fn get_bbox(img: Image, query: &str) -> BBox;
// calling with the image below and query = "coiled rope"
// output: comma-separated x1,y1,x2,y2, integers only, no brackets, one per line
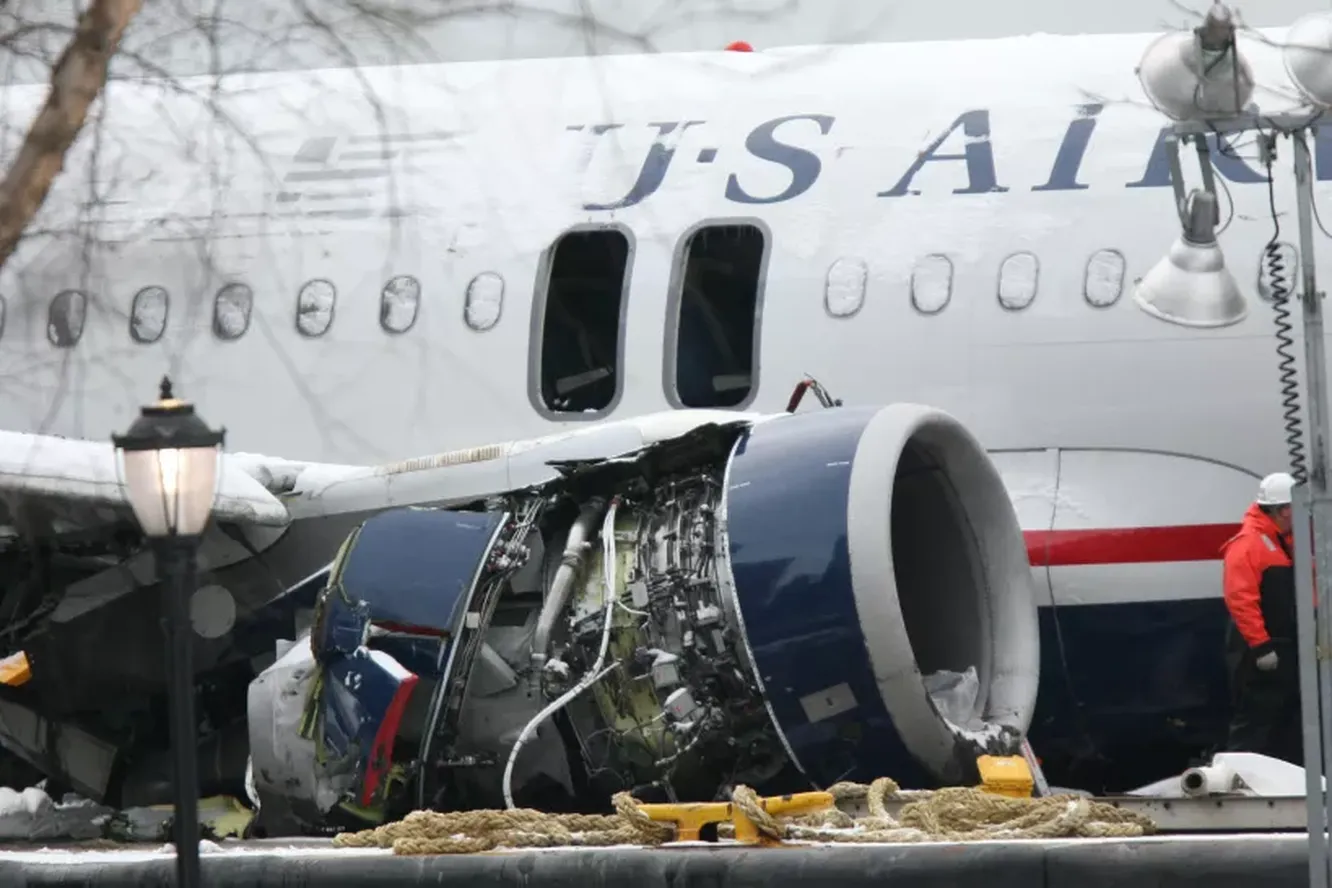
331,778,1155,855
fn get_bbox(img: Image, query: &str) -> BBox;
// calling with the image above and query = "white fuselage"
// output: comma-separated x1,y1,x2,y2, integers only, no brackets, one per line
0,29,1313,473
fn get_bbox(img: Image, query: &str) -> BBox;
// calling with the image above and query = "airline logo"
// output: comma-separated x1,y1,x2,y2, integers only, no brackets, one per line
276,132,457,218
568,106,1332,210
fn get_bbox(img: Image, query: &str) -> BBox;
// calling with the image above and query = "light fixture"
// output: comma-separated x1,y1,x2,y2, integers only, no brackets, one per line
113,376,225,539
1283,11,1332,109
1137,1,1254,121
1133,188,1248,328
111,376,225,888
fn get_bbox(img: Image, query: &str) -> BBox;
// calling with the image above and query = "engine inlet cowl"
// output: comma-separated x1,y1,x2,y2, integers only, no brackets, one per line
719,404,1040,787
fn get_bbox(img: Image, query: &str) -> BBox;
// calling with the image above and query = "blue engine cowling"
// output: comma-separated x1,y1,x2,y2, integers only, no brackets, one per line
720,404,1040,787
249,507,507,826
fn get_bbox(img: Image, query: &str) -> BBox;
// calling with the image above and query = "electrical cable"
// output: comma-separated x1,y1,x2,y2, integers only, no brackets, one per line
1261,137,1308,483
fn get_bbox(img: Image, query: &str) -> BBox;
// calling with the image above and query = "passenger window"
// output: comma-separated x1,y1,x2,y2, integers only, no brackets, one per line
910,254,953,315
537,228,630,414
380,275,420,334
49,290,88,347
672,222,765,409
825,257,867,318
997,252,1039,311
465,272,504,331
1084,249,1126,308
296,279,336,337
213,283,253,340
130,286,168,343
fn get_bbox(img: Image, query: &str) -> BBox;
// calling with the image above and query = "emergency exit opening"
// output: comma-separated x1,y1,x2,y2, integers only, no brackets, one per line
537,228,631,414
672,223,765,409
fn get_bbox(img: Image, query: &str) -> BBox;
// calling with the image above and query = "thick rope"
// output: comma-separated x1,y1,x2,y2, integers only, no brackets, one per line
331,778,1155,855
332,791,674,855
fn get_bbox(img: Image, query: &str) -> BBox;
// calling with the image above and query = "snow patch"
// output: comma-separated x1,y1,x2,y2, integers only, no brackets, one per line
923,666,1011,747
0,786,113,841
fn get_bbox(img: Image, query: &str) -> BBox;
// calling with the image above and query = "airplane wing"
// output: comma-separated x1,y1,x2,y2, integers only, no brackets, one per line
0,430,289,548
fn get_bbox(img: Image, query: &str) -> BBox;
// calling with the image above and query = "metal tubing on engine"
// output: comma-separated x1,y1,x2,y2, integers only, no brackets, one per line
505,498,621,809
529,497,607,680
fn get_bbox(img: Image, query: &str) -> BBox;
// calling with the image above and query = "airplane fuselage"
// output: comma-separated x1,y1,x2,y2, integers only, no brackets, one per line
0,28,1322,793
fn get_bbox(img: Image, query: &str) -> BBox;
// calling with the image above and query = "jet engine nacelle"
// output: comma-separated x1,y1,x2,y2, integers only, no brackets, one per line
247,404,1040,833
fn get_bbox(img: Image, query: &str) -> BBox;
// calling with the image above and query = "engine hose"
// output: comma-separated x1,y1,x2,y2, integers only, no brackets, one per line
1263,155,1309,484
501,496,622,810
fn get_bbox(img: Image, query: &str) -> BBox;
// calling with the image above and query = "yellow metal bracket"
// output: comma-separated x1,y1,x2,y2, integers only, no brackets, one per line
637,790,834,846
976,755,1035,799
0,651,30,687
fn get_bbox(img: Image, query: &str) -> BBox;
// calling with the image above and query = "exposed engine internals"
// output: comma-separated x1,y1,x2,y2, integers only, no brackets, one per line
246,408,1039,835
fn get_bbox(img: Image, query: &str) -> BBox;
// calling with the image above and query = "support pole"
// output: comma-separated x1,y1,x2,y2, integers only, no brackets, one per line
154,537,201,888
1293,131,1332,492
1293,486,1326,888
1293,128,1332,888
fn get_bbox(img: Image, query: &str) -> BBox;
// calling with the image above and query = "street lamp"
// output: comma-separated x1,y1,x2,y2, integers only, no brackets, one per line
1135,0,1254,122
1130,6,1332,887
1131,0,1253,328
113,376,224,888
1131,188,1247,327
1283,11,1332,109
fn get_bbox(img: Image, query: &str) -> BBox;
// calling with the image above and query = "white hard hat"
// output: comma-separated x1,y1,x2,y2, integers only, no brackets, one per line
1256,471,1296,506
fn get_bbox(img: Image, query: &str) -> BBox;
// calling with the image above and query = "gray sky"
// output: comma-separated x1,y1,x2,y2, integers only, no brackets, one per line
1,0,1329,83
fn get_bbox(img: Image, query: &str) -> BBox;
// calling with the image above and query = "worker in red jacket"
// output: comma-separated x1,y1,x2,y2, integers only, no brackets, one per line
1221,471,1301,764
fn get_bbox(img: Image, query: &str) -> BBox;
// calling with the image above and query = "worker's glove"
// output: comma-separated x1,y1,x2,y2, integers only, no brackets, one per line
1256,650,1279,672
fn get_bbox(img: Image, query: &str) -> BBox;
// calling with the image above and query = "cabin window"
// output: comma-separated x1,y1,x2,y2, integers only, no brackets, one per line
537,228,630,414
671,223,765,409
381,275,420,334
1258,243,1298,301
48,290,88,347
130,286,168,344
296,279,336,337
910,254,953,315
213,283,253,340
824,257,867,318
1084,249,1126,308
997,252,1039,311
465,272,504,331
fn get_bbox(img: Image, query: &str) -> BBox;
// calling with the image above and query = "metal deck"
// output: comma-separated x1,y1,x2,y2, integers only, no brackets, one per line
0,833,1313,888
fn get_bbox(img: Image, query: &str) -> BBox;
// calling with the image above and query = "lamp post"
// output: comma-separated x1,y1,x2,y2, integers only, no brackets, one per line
1131,6,1332,885
112,377,225,888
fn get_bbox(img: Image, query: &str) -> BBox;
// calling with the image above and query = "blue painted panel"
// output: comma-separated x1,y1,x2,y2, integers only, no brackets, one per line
726,407,930,788
337,509,503,633
306,507,505,809
374,637,445,678
230,564,331,659
316,591,370,657
1026,597,1231,792
321,648,416,805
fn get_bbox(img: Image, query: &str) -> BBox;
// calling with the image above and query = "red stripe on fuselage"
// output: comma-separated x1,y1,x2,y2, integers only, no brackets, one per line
1023,523,1240,567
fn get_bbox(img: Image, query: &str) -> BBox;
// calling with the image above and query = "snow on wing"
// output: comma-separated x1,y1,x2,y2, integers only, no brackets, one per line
0,430,290,529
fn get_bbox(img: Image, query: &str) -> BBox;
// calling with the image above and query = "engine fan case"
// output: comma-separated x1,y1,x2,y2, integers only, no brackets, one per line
720,404,1039,787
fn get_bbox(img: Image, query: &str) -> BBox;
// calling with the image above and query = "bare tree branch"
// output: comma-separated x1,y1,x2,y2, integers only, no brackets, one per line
0,0,142,271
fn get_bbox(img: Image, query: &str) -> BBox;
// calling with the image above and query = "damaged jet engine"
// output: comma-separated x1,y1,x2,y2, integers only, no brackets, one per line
247,404,1041,835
